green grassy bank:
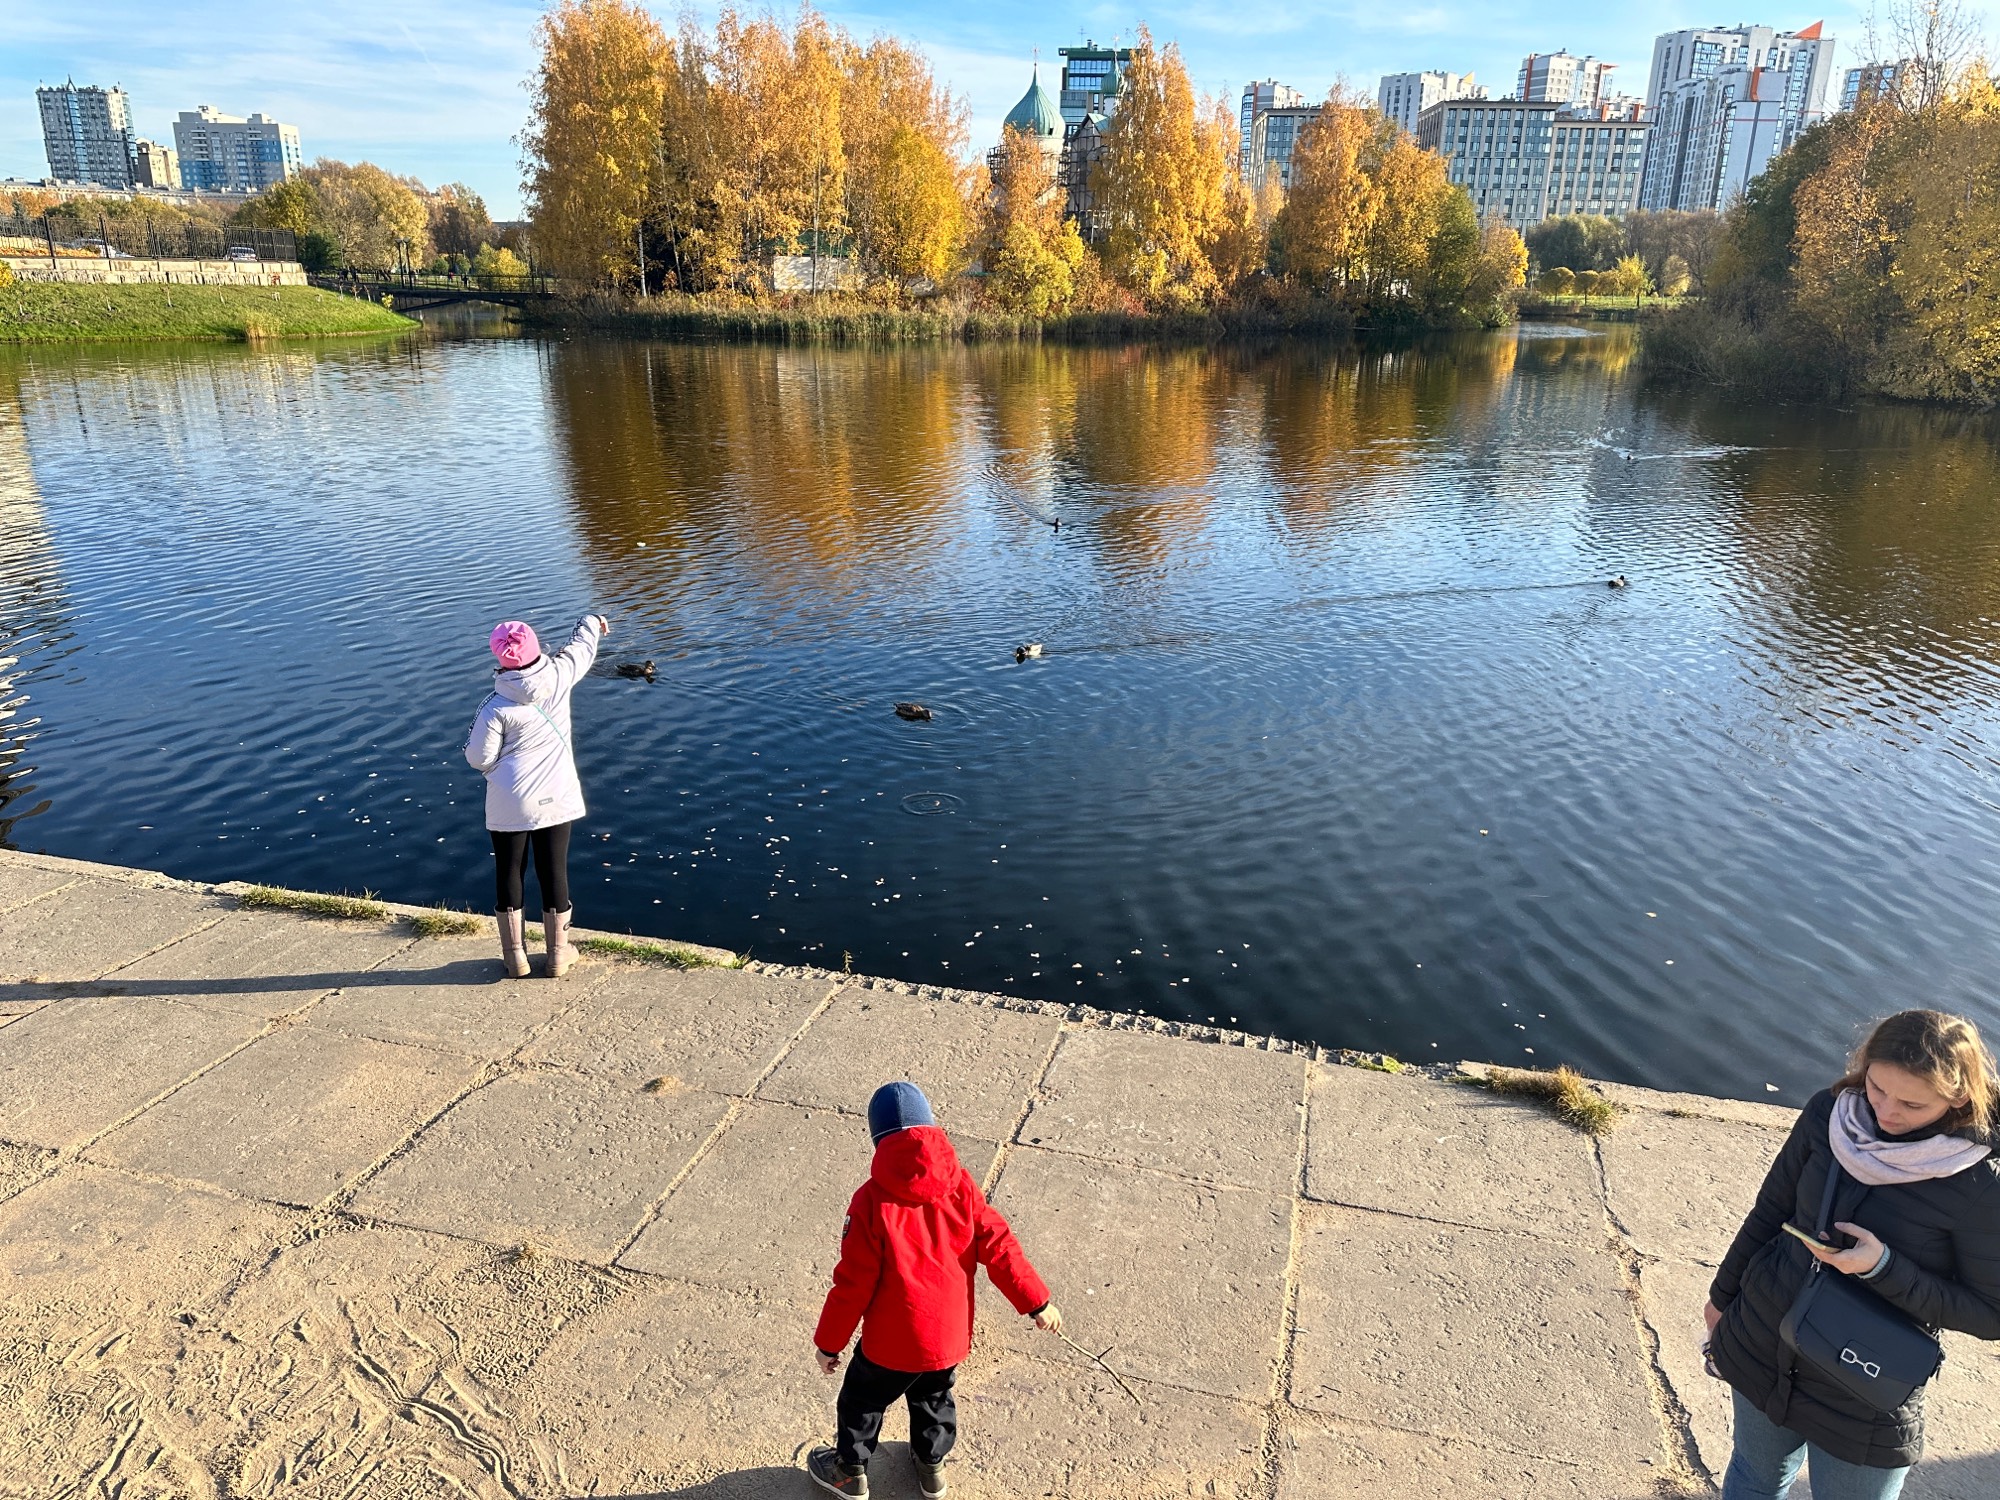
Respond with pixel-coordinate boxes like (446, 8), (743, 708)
(521, 292), (1359, 346)
(0, 281), (418, 343)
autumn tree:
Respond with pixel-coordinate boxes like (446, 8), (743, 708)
(1359, 130), (1453, 298)
(1274, 94), (1384, 291)
(843, 36), (971, 286)
(983, 124), (1083, 316)
(429, 183), (492, 260)
(1093, 30), (1235, 307)
(521, 0), (671, 285)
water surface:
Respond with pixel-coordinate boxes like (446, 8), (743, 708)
(5, 327), (2000, 1102)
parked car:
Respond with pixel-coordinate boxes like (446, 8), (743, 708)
(75, 240), (132, 258)
(226, 246), (261, 262)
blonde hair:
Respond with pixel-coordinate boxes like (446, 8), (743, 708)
(1836, 1009), (1999, 1140)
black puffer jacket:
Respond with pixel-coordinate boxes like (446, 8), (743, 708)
(1709, 1089), (2000, 1468)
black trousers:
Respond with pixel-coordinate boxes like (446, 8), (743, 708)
(836, 1348), (957, 1469)
(490, 822), (572, 912)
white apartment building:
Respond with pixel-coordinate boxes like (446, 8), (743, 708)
(1248, 105), (1321, 191)
(1239, 80), (1306, 176)
(131, 138), (180, 190)
(37, 81), (135, 190)
(173, 105), (303, 192)
(1518, 52), (1617, 109)
(1416, 97), (1647, 229)
(1637, 23), (1837, 211)
(1377, 71), (1486, 136)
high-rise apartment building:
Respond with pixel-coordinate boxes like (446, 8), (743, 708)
(131, 138), (181, 190)
(1248, 104), (1322, 191)
(1056, 43), (1133, 128)
(1637, 23), (1836, 211)
(1377, 71), (1485, 136)
(1416, 98), (1647, 229)
(1841, 59), (1907, 109)
(37, 81), (135, 189)
(1518, 53), (1617, 110)
(1239, 80), (1306, 175)
(172, 105), (302, 192)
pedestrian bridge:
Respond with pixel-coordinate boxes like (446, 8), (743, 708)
(309, 271), (558, 310)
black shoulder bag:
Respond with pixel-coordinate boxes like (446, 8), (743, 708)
(1777, 1160), (1944, 1412)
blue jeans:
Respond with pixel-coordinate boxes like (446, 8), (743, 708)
(1722, 1389), (1910, 1500)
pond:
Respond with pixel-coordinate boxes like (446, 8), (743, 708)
(5, 325), (1999, 1102)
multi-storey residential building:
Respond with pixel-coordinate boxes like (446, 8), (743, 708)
(1637, 23), (1836, 211)
(172, 105), (302, 192)
(1056, 43), (1132, 128)
(1377, 71), (1485, 136)
(1518, 53), (1617, 110)
(131, 138), (180, 190)
(1841, 59), (1907, 109)
(1248, 105), (1322, 192)
(37, 81), (135, 189)
(1416, 97), (1647, 228)
(1239, 80), (1306, 175)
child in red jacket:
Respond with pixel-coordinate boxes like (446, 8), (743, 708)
(808, 1082), (1060, 1499)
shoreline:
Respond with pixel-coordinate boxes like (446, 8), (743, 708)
(2, 847), (1997, 1496)
(0, 282), (418, 344)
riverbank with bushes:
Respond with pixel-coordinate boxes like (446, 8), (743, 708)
(0, 281), (417, 343)
(518, 291), (1371, 346)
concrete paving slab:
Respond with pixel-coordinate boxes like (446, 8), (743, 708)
(351, 1070), (731, 1262)
(1601, 1108), (1788, 1267)
(0, 1141), (54, 1206)
(952, 1349), (1269, 1499)
(1635, 1256), (1734, 1486)
(520, 1278), (831, 1490)
(758, 987), (1060, 1144)
(1274, 1416), (1662, 1499)
(1019, 1029), (1306, 1193)
(1600, 1079), (1800, 1131)
(1291, 1204), (1660, 1467)
(102, 909), (414, 1018)
(520, 964), (834, 1095)
(0, 877), (222, 983)
(1304, 1064), (1604, 1241)
(1917, 1335), (2000, 1499)
(0, 862), (75, 915)
(979, 1144), (1292, 1402)
(621, 1099), (997, 1304)
(0, 1164), (298, 1318)
(0, 994), (266, 1151)
(305, 938), (580, 1057)
(88, 1025), (483, 1207)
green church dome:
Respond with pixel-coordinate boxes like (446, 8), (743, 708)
(1004, 67), (1063, 138)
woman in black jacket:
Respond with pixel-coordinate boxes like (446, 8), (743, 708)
(1705, 1009), (2000, 1499)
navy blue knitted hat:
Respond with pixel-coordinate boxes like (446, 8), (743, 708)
(867, 1081), (935, 1142)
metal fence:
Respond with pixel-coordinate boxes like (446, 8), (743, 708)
(0, 210), (296, 264)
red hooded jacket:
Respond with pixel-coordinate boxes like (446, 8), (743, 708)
(812, 1126), (1050, 1373)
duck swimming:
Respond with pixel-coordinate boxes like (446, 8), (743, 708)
(894, 702), (933, 722)
(1608, 575), (1628, 589)
(1015, 643), (1044, 662)
(615, 660), (657, 680)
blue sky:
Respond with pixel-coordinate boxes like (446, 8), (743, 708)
(6, 1), (1989, 218)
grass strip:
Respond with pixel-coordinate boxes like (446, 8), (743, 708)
(237, 885), (390, 922)
(1481, 1064), (1622, 1136)
(408, 906), (482, 938)
(0, 282), (416, 342)
(576, 933), (736, 969)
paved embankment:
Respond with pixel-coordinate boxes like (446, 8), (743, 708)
(0, 849), (1993, 1498)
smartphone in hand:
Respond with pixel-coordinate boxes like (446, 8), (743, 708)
(1782, 1221), (1855, 1251)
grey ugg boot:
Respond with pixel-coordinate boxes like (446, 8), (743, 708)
(543, 907), (578, 977)
(496, 909), (531, 978)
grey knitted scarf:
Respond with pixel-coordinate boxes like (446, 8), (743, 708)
(1830, 1088), (1990, 1186)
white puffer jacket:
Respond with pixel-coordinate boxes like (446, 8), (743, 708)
(464, 614), (605, 832)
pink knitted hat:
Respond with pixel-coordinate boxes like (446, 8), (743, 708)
(489, 620), (540, 670)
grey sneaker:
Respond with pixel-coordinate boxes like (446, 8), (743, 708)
(807, 1446), (869, 1498)
(914, 1457), (947, 1498)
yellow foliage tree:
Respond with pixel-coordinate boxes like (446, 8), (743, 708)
(1093, 30), (1233, 307)
(859, 125), (967, 284)
(521, 0), (671, 285)
(1358, 130), (1452, 297)
(1276, 94), (1385, 292)
(984, 124), (1084, 316)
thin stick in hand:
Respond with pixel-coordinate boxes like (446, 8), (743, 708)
(1053, 1328), (1143, 1407)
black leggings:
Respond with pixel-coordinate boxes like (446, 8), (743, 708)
(490, 823), (572, 913)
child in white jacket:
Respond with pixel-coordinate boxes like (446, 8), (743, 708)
(464, 611), (607, 977)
